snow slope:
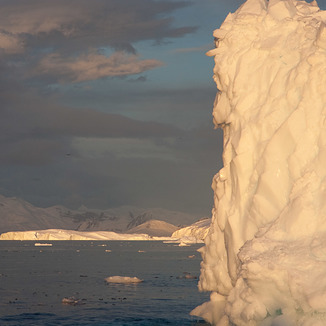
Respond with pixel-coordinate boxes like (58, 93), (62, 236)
(171, 218), (210, 241)
(126, 219), (179, 237)
(192, 0), (326, 325)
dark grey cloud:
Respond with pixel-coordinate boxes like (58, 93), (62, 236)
(0, 0), (197, 83)
(11, 102), (179, 139)
(0, 89), (181, 166)
(0, 124), (222, 215)
(56, 83), (217, 129)
(0, 0), (195, 49)
(0, 138), (64, 166)
(35, 51), (164, 83)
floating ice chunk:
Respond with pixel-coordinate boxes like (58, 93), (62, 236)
(105, 276), (143, 284)
(62, 296), (80, 305)
(178, 241), (191, 247)
(177, 272), (197, 280)
(34, 243), (52, 246)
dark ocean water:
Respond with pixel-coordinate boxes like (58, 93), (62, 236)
(0, 241), (210, 325)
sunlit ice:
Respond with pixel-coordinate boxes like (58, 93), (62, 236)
(192, 0), (326, 325)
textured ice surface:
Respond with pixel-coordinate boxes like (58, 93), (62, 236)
(193, 0), (326, 325)
(172, 218), (211, 241)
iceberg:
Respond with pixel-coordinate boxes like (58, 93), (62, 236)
(0, 219), (209, 242)
(0, 229), (172, 241)
(171, 218), (211, 245)
(172, 218), (211, 240)
(192, 0), (326, 325)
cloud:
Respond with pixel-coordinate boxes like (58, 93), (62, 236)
(0, 32), (23, 54)
(0, 0), (195, 41)
(36, 51), (163, 83)
(0, 0), (196, 83)
(0, 89), (181, 166)
(72, 137), (178, 161)
(0, 138), (63, 166)
(0, 0), (198, 87)
(0, 0), (220, 216)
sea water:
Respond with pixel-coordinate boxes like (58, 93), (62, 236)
(0, 241), (210, 325)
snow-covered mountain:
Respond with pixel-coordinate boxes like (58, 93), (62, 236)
(127, 220), (179, 237)
(0, 194), (199, 234)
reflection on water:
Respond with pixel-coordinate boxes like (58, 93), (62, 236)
(0, 241), (210, 325)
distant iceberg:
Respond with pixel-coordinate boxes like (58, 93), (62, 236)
(0, 229), (171, 241)
(171, 218), (211, 242)
(0, 219), (210, 242)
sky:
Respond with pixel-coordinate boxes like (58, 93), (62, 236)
(1, 0), (325, 218)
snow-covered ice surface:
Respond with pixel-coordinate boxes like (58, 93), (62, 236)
(0, 228), (171, 241)
(0, 219), (210, 243)
(0, 241), (209, 326)
(172, 218), (211, 243)
(192, 0), (326, 325)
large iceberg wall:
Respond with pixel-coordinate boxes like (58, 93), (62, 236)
(192, 0), (326, 325)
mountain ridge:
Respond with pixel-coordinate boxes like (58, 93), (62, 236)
(0, 194), (200, 234)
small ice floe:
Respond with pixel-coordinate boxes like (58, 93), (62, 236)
(105, 276), (143, 284)
(177, 272), (197, 280)
(34, 243), (52, 247)
(105, 249), (112, 252)
(138, 250), (145, 253)
(188, 255), (195, 259)
(178, 241), (190, 247)
(98, 244), (107, 247)
(62, 296), (80, 305)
